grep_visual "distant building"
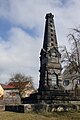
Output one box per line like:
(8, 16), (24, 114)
(0, 83), (20, 105)
(62, 63), (80, 90)
(0, 81), (35, 104)
(8, 81), (35, 98)
(0, 85), (4, 100)
(1, 84), (19, 98)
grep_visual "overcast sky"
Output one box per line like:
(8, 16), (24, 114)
(0, 0), (80, 88)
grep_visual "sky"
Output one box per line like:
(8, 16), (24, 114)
(0, 0), (80, 88)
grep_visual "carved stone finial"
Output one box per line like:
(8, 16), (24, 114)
(45, 13), (54, 19)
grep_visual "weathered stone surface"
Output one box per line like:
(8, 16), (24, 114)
(39, 13), (62, 92)
(21, 13), (70, 105)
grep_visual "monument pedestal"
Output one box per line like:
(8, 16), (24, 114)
(21, 87), (70, 105)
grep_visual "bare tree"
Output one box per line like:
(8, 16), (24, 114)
(60, 27), (80, 80)
(8, 73), (34, 98)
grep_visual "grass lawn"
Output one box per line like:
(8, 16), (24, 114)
(0, 111), (80, 120)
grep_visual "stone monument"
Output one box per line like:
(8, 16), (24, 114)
(5, 13), (80, 112)
(39, 13), (62, 92)
(22, 13), (69, 105)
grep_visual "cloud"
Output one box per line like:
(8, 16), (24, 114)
(0, 0), (80, 88)
(0, 27), (41, 87)
(0, 0), (52, 30)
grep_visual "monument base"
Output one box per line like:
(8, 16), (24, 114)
(21, 88), (70, 104)
(5, 102), (80, 112)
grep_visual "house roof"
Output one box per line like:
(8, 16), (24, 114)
(0, 83), (15, 89)
(8, 81), (31, 88)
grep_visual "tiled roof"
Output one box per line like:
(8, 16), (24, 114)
(8, 81), (30, 88)
(0, 84), (15, 89)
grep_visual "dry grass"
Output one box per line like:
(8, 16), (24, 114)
(0, 111), (80, 120)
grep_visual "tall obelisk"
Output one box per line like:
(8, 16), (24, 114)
(39, 13), (62, 92)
